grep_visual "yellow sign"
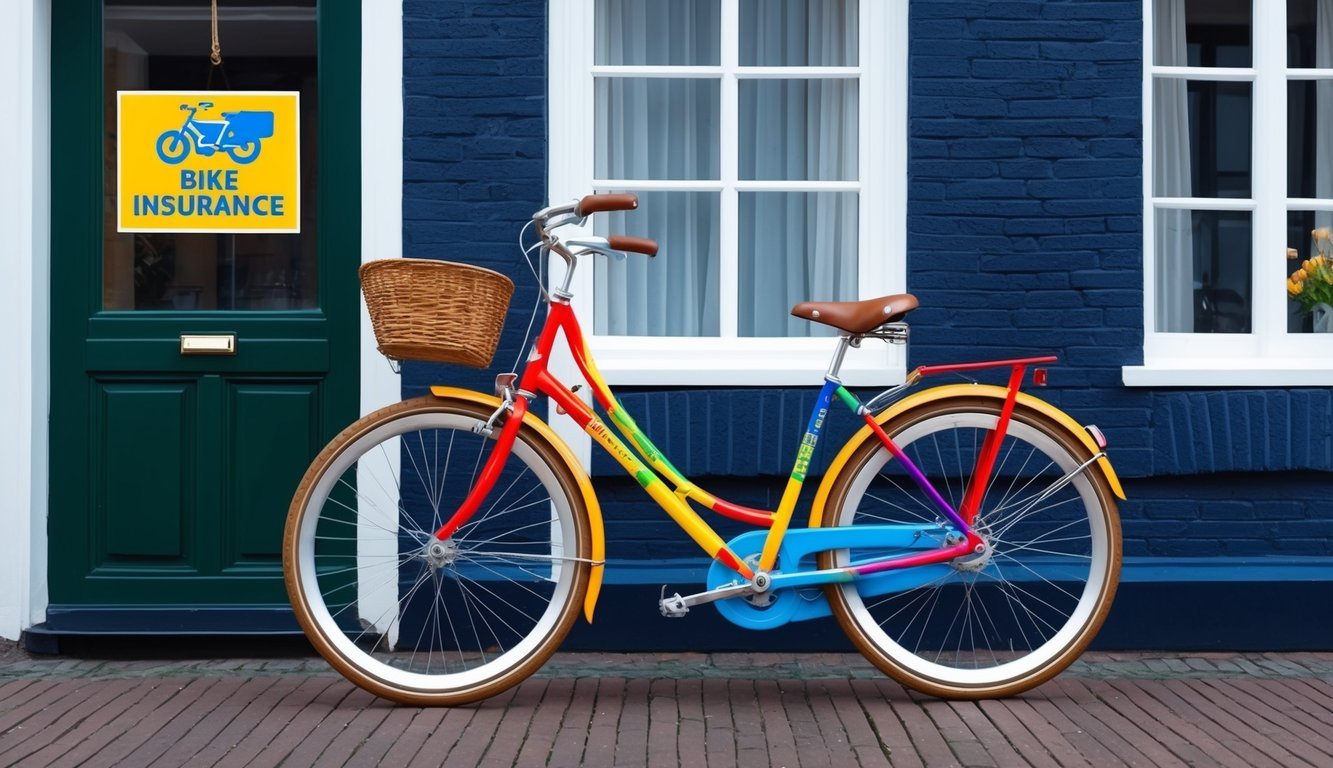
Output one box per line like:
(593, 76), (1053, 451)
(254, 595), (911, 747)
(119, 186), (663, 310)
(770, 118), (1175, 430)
(117, 91), (300, 233)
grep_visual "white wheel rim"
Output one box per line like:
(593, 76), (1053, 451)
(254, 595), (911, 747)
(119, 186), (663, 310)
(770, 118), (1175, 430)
(293, 411), (578, 694)
(835, 412), (1111, 689)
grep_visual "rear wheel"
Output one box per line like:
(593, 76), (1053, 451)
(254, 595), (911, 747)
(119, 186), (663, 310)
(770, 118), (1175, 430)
(284, 395), (591, 705)
(226, 140), (260, 164)
(818, 398), (1120, 698)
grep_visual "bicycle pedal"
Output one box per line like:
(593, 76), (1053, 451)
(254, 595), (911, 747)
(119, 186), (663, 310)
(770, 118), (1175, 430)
(659, 588), (689, 618)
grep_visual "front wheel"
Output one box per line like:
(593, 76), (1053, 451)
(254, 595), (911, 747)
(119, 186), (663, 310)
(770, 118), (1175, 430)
(817, 398), (1121, 699)
(284, 395), (592, 706)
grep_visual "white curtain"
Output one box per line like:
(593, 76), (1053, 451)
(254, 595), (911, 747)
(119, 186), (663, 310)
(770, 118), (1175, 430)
(595, 0), (720, 336)
(1153, 0), (1195, 332)
(1317, 1), (1333, 230)
(740, 0), (858, 337)
(594, 0), (858, 337)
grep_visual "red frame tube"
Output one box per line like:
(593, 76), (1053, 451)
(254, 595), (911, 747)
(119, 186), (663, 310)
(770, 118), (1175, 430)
(915, 355), (1056, 377)
(957, 363), (1027, 526)
(432, 396), (530, 541)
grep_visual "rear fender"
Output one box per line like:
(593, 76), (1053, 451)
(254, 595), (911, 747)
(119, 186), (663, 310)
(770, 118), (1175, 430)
(811, 384), (1126, 527)
(430, 386), (606, 623)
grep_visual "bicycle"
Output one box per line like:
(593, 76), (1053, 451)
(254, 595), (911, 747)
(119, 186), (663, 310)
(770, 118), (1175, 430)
(283, 194), (1125, 705)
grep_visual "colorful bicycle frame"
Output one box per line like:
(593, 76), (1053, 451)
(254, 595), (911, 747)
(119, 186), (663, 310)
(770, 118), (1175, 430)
(423, 277), (1124, 631)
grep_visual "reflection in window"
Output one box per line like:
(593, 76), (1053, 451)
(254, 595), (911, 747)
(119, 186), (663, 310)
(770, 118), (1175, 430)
(1155, 209), (1252, 333)
(102, 1), (317, 311)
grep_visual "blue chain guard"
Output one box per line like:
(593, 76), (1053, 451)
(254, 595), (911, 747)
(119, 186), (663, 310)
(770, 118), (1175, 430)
(705, 525), (956, 631)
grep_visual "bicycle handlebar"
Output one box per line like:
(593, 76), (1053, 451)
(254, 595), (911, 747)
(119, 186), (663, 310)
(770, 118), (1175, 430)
(533, 194), (653, 295)
(607, 235), (658, 257)
(576, 193), (638, 216)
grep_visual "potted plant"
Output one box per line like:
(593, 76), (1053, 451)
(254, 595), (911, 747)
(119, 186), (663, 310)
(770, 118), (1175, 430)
(1287, 228), (1333, 332)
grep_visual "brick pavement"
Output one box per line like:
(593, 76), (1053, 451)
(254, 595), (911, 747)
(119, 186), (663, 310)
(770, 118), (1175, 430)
(1, 643), (1331, 767)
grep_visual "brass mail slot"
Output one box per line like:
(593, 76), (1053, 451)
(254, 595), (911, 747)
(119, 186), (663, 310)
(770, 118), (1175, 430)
(180, 334), (237, 355)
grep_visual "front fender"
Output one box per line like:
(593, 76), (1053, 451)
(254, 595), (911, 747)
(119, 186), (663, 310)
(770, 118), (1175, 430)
(810, 384), (1127, 527)
(430, 386), (606, 623)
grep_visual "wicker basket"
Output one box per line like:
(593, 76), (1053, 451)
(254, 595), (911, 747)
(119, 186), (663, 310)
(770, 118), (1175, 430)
(359, 258), (514, 367)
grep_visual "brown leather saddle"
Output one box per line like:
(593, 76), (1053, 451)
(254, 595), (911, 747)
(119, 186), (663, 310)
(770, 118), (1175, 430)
(790, 294), (919, 334)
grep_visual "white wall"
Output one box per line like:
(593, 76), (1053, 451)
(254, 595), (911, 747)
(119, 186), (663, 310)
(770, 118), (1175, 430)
(361, 1), (404, 414)
(0, 0), (399, 641)
(0, 0), (51, 641)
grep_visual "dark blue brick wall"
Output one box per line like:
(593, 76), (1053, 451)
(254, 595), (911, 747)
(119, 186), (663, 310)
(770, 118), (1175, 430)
(401, 0), (548, 396)
(907, 0), (1143, 388)
(399, 0), (1333, 579)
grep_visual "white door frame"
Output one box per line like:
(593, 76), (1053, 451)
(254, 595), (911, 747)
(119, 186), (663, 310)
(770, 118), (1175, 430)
(0, 0), (402, 642)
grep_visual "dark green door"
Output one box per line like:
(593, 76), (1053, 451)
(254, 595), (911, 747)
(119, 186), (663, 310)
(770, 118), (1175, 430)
(48, 1), (359, 629)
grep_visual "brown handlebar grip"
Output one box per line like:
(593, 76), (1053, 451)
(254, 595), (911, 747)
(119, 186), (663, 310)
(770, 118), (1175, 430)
(608, 235), (659, 257)
(576, 193), (639, 216)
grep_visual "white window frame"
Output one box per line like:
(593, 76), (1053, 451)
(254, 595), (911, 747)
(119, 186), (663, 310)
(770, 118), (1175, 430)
(1128, 0), (1333, 386)
(548, 0), (906, 388)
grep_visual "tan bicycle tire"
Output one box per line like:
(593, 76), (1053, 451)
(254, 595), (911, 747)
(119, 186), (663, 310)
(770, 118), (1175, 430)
(817, 397), (1121, 699)
(284, 395), (592, 706)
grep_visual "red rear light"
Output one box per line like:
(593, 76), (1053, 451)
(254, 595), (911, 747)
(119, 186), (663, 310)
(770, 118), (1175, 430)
(1085, 424), (1107, 450)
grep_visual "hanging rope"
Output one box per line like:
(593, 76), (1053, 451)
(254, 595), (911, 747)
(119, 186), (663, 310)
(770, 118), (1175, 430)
(210, 0), (223, 66)
(206, 0), (230, 90)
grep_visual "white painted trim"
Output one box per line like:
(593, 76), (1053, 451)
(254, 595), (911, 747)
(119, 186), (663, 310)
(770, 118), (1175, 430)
(1140, 1), (1333, 376)
(1123, 363), (1333, 387)
(548, 0), (906, 386)
(360, 0), (403, 416)
(1, 0), (50, 640)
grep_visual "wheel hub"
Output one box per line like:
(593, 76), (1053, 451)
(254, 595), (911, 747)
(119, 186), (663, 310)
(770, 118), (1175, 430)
(422, 538), (457, 569)
(951, 532), (993, 572)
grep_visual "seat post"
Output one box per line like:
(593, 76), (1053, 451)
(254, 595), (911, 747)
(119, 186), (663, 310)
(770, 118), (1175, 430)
(825, 335), (855, 381)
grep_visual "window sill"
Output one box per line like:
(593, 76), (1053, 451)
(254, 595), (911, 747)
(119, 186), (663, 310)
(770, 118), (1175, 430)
(585, 336), (906, 387)
(1123, 361), (1333, 387)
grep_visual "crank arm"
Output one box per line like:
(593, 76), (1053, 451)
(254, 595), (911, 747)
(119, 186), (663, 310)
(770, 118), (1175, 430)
(659, 581), (752, 617)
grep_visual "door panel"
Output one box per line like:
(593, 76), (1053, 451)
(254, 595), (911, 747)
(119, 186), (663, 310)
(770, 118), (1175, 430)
(227, 381), (322, 567)
(99, 381), (192, 560)
(49, 0), (359, 630)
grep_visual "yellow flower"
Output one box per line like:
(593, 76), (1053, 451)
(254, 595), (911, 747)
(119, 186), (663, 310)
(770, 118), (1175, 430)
(1295, 268), (1309, 282)
(1289, 279), (1305, 296)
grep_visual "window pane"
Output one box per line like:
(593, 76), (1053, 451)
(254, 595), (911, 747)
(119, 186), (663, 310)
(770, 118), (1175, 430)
(595, 78), (720, 181)
(739, 79), (857, 181)
(1286, 210), (1333, 332)
(594, 192), (720, 336)
(1154, 209), (1251, 333)
(1152, 80), (1251, 198)
(739, 0), (857, 66)
(595, 0), (720, 66)
(1287, 0), (1333, 68)
(1153, 0), (1251, 67)
(1288, 80), (1333, 197)
(739, 192), (857, 337)
(102, 2), (317, 311)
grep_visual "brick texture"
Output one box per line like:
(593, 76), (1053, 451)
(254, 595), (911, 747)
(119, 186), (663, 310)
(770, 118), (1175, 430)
(398, 1), (1333, 571)
(401, 0), (549, 396)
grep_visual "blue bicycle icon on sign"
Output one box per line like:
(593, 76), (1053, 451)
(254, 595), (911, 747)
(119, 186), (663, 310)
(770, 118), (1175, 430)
(155, 102), (274, 165)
